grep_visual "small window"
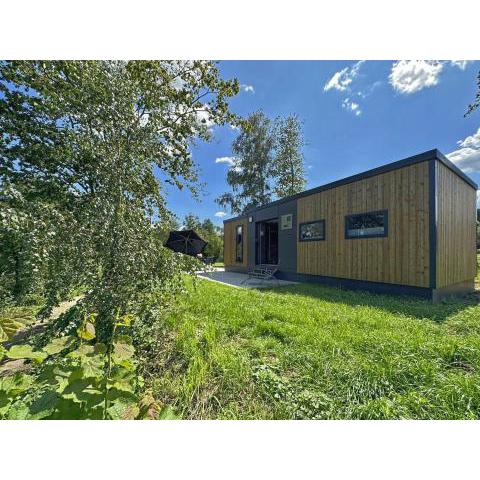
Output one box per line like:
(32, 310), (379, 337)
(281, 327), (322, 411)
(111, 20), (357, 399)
(345, 210), (388, 239)
(299, 220), (325, 241)
(235, 225), (243, 262)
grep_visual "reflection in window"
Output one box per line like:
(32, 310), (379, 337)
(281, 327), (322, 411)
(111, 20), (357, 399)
(299, 220), (325, 241)
(345, 210), (388, 239)
(235, 225), (243, 262)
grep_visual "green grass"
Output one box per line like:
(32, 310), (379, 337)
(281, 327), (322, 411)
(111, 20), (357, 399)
(149, 277), (480, 419)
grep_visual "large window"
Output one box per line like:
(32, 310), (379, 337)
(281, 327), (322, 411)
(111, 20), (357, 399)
(299, 220), (325, 241)
(345, 210), (388, 239)
(235, 225), (243, 262)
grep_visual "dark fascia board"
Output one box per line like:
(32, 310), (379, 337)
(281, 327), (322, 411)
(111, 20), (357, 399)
(223, 148), (478, 224)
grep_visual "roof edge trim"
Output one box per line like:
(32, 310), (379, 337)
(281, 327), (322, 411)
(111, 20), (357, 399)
(223, 149), (478, 224)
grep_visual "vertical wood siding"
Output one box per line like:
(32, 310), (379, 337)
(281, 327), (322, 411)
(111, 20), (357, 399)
(297, 161), (430, 287)
(436, 162), (476, 288)
(224, 218), (249, 269)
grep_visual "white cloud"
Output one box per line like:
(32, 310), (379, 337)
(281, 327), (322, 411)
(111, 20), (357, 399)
(390, 60), (473, 94)
(324, 62), (367, 115)
(240, 84), (255, 93)
(324, 61), (364, 92)
(215, 156), (243, 173)
(389, 60), (444, 94)
(215, 156), (236, 166)
(214, 211), (227, 218)
(447, 127), (480, 173)
(342, 98), (361, 116)
(450, 60), (471, 70)
(357, 81), (382, 99)
(324, 68), (350, 92)
(195, 107), (214, 128)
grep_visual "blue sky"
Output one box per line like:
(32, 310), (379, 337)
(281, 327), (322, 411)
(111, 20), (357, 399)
(166, 60), (480, 226)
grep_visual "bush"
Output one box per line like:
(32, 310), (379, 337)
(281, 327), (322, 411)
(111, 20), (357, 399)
(0, 313), (179, 420)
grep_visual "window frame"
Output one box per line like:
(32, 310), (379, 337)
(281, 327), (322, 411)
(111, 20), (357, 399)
(344, 209), (388, 240)
(235, 224), (243, 262)
(298, 219), (326, 242)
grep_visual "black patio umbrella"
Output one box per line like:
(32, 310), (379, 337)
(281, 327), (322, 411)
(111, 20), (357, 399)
(163, 229), (208, 257)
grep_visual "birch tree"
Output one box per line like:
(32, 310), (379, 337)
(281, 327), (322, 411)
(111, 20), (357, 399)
(216, 111), (274, 214)
(271, 114), (306, 198)
(0, 60), (238, 340)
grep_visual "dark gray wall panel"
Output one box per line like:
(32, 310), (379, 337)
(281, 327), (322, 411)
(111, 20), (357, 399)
(245, 199), (298, 273)
(278, 199), (297, 273)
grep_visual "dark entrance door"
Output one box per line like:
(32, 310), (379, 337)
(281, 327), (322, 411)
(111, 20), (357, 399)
(255, 219), (279, 265)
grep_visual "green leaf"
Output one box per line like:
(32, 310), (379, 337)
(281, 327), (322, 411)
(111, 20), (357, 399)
(115, 314), (133, 327)
(66, 366), (88, 383)
(6, 345), (47, 363)
(159, 405), (180, 420)
(94, 342), (107, 355)
(112, 358), (135, 371)
(0, 391), (12, 417)
(77, 321), (95, 341)
(28, 390), (59, 419)
(49, 398), (86, 420)
(0, 316), (24, 341)
(81, 390), (104, 410)
(107, 397), (140, 420)
(112, 336), (135, 363)
(6, 402), (30, 420)
(0, 373), (33, 396)
(0, 345), (6, 361)
(62, 378), (92, 401)
(43, 336), (75, 355)
(62, 378), (104, 408)
(110, 365), (136, 393)
(82, 355), (105, 379)
(67, 344), (94, 358)
(37, 364), (70, 392)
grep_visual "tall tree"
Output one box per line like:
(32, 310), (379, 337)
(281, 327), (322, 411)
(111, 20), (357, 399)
(465, 70), (480, 116)
(183, 213), (202, 231)
(0, 60), (238, 340)
(182, 214), (223, 260)
(216, 111), (274, 214)
(200, 218), (223, 260)
(271, 114), (306, 197)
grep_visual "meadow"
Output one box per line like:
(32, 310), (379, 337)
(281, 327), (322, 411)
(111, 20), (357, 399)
(148, 277), (480, 419)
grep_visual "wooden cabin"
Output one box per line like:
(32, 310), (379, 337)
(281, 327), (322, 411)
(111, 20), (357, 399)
(223, 149), (477, 301)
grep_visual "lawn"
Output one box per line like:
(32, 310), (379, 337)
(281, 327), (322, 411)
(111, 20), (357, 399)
(149, 277), (480, 419)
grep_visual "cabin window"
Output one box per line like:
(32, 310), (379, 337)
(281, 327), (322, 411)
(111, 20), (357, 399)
(235, 225), (243, 262)
(299, 220), (325, 241)
(345, 210), (388, 239)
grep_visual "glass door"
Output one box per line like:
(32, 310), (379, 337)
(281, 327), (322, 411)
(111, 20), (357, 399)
(255, 220), (278, 265)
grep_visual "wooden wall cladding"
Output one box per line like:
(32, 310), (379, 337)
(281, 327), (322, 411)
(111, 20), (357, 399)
(297, 161), (430, 287)
(436, 162), (476, 288)
(224, 217), (249, 269)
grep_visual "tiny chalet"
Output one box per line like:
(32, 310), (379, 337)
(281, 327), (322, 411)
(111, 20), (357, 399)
(223, 149), (477, 301)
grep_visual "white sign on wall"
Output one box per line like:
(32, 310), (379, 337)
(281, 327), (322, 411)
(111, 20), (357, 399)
(280, 214), (293, 230)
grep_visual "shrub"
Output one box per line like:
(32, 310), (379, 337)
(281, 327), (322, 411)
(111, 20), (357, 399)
(0, 313), (178, 420)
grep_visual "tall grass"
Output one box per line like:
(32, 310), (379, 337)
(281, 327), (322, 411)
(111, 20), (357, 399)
(149, 278), (480, 419)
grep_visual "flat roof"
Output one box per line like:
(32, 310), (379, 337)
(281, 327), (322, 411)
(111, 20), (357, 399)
(224, 148), (478, 223)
